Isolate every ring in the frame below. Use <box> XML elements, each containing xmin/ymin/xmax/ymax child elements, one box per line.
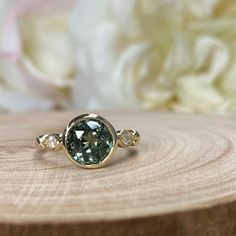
<box><xmin>36</xmin><ymin>114</ymin><xmax>140</xmax><ymax>169</ymax></box>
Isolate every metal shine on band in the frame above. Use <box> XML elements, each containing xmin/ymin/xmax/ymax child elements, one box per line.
<box><xmin>36</xmin><ymin>114</ymin><xmax>140</xmax><ymax>169</ymax></box>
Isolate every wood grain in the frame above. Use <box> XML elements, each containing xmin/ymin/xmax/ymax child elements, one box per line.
<box><xmin>0</xmin><ymin>111</ymin><xmax>236</xmax><ymax>236</ymax></box>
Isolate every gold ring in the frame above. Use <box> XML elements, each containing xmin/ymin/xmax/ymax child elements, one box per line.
<box><xmin>36</xmin><ymin>114</ymin><xmax>140</xmax><ymax>169</ymax></box>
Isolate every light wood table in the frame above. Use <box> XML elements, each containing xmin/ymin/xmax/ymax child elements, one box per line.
<box><xmin>0</xmin><ymin>111</ymin><xmax>236</xmax><ymax>236</ymax></box>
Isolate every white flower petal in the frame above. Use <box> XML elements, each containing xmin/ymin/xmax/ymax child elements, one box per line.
<box><xmin>0</xmin><ymin>87</ymin><xmax>54</xmax><ymax>112</ymax></box>
<box><xmin>186</xmin><ymin>0</ymin><xmax>220</xmax><ymax>18</ymax></box>
<box><xmin>20</xmin><ymin>11</ymin><xmax>76</xmax><ymax>87</ymax></box>
<box><xmin>193</xmin><ymin>36</ymin><xmax>229</xmax><ymax>82</ymax></box>
<box><xmin>70</xmin><ymin>0</ymin><xmax>110</xmax><ymax>43</ymax></box>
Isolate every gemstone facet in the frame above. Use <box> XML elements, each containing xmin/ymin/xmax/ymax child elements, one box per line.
<box><xmin>63</xmin><ymin>114</ymin><xmax>117</xmax><ymax>167</ymax></box>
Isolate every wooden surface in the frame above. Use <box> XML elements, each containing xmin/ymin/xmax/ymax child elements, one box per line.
<box><xmin>0</xmin><ymin>111</ymin><xmax>236</xmax><ymax>236</ymax></box>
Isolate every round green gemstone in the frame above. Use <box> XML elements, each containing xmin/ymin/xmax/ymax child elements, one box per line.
<box><xmin>63</xmin><ymin>115</ymin><xmax>116</xmax><ymax>166</ymax></box>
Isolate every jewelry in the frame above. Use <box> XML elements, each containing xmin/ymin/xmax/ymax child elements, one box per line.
<box><xmin>36</xmin><ymin>114</ymin><xmax>140</xmax><ymax>169</ymax></box>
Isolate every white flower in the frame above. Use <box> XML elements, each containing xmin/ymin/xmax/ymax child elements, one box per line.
<box><xmin>0</xmin><ymin>60</ymin><xmax>54</xmax><ymax>112</ymax></box>
<box><xmin>21</xmin><ymin>9</ymin><xmax>76</xmax><ymax>87</ymax></box>
<box><xmin>0</xmin><ymin>0</ymin><xmax>76</xmax><ymax>112</ymax></box>
<box><xmin>71</xmin><ymin>0</ymin><xmax>236</xmax><ymax>113</ymax></box>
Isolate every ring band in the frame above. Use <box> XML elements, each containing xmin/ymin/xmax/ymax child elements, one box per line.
<box><xmin>36</xmin><ymin>114</ymin><xmax>140</xmax><ymax>169</ymax></box>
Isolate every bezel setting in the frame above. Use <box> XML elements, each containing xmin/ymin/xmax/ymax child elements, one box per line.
<box><xmin>62</xmin><ymin>114</ymin><xmax>118</xmax><ymax>169</ymax></box>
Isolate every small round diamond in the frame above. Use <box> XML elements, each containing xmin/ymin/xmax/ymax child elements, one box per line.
<box><xmin>45</xmin><ymin>135</ymin><xmax>59</xmax><ymax>150</ymax></box>
<box><xmin>120</xmin><ymin>130</ymin><xmax>134</xmax><ymax>146</ymax></box>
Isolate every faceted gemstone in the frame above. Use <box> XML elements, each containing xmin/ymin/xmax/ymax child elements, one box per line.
<box><xmin>120</xmin><ymin>130</ymin><xmax>134</xmax><ymax>146</ymax></box>
<box><xmin>45</xmin><ymin>135</ymin><xmax>59</xmax><ymax>150</ymax></box>
<box><xmin>119</xmin><ymin>130</ymin><xmax>135</xmax><ymax>147</ymax></box>
<box><xmin>64</xmin><ymin>116</ymin><xmax>115</xmax><ymax>166</ymax></box>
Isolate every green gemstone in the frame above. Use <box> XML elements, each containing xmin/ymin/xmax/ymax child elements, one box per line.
<box><xmin>63</xmin><ymin>115</ymin><xmax>116</xmax><ymax>166</ymax></box>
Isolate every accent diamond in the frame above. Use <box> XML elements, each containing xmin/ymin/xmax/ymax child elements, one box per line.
<box><xmin>45</xmin><ymin>135</ymin><xmax>59</xmax><ymax>150</ymax></box>
<box><xmin>120</xmin><ymin>130</ymin><xmax>134</xmax><ymax>147</ymax></box>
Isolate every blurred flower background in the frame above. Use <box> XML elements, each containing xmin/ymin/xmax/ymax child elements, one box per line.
<box><xmin>0</xmin><ymin>0</ymin><xmax>236</xmax><ymax>113</ymax></box>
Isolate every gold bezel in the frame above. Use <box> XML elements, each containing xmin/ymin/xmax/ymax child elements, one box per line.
<box><xmin>62</xmin><ymin>114</ymin><xmax>118</xmax><ymax>169</ymax></box>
